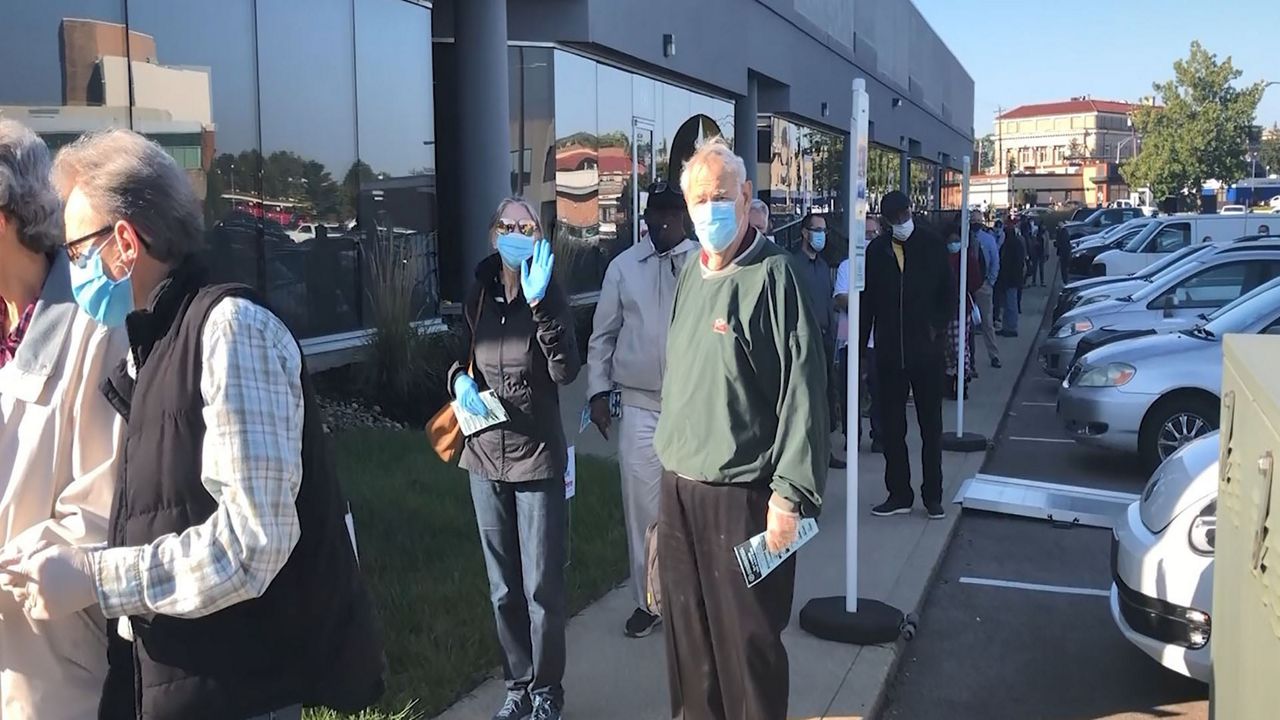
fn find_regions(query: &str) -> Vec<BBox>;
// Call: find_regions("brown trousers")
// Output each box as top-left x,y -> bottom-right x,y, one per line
658,472 -> 796,720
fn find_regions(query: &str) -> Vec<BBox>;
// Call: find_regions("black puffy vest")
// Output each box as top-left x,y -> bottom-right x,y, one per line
99,261 -> 384,719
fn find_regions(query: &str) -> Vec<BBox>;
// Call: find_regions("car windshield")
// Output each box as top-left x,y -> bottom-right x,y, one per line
1199,278 -> 1280,334
1138,245 -> 1212,280
1130,260 -> 1207,302
1123,220 -> 1166,252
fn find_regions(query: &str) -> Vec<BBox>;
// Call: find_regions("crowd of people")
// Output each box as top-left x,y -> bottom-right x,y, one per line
0,112 -> 1051,720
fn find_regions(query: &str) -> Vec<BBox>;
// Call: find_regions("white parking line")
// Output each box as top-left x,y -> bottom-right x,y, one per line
958,576 -> 1110,598
1021,402 -> 1057,407
1007,436 -> 1075,444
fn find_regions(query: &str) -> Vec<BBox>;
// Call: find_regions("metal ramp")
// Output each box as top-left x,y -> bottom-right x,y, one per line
953,474 -> 1140,529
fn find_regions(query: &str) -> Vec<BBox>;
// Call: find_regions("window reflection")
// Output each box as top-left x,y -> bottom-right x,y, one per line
867,144 -> 899,214
909,158 -> 937,213
759,116 -> 841,220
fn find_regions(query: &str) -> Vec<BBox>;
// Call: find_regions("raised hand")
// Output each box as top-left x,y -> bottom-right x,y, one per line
520,240 -> 555,306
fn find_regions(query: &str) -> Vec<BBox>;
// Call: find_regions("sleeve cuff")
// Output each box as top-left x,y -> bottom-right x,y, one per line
769,479 -> 812,516
89,546 -> 148,619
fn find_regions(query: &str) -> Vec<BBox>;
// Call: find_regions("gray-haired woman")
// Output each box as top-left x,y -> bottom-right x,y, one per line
0,120 -> 125,719
447,196 -> 579,720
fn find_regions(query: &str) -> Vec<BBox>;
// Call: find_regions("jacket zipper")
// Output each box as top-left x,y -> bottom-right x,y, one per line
898,247 -> 906,370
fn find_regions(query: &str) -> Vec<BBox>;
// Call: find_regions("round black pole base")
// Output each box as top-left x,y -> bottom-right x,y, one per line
942,431 -> 989,453
799,596 -> 914,645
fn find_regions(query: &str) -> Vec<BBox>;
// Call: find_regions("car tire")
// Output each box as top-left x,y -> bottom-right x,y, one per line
1140,395 -> 1220,472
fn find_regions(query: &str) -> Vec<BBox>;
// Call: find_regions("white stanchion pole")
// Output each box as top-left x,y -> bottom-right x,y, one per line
957,157 -> 971,434
798,79 -> 913,646
845,77 -> 869,615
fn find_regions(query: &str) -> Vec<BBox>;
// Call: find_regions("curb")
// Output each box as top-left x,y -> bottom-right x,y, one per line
861,259 -> 1062,720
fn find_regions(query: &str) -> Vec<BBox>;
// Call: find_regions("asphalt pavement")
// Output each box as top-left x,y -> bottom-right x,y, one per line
880,278 -> 1210,720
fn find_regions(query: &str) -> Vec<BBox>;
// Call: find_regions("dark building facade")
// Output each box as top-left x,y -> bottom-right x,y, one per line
0,0 -> 972,360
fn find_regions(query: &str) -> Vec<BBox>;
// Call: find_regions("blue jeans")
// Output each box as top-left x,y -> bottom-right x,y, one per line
470,474 -> 567,704
1001,287 -> 1020,334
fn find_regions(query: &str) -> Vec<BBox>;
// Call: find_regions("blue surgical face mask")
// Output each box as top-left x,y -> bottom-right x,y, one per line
947,241 -> 962,254
69,240 -> 134,328
690,200 -> 741,253
497,233 -> 536,269
808,230 -> 826,252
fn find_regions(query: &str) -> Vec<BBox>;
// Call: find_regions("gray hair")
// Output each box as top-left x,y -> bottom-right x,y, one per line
679,137 -> 747,196
0,120 -> 61,253
487,196 -> 543,244
749,199 -> 769,216
52,128 -> 204,262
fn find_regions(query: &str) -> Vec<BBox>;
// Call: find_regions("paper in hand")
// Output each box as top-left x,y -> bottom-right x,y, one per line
733,518 -> 819,588
453,390 -> 509,436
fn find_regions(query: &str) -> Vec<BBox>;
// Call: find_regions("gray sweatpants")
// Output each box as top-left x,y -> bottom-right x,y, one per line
618,405 -> 663,611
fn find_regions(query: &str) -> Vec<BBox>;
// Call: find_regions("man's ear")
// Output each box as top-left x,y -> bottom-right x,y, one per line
742,179 -> 753,204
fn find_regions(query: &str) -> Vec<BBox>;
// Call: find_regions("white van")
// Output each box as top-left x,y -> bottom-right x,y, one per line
1093,214 -> 1276,276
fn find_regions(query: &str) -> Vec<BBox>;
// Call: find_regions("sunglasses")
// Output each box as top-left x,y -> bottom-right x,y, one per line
648,180 -> 683,196
494,218 -> 539,236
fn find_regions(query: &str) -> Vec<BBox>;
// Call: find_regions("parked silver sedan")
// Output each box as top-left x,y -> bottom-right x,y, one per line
1039,248 -> 1280,378
1057,280 -> 1280,470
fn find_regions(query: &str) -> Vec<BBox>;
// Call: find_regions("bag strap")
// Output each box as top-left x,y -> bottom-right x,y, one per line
466,286 -> 486,375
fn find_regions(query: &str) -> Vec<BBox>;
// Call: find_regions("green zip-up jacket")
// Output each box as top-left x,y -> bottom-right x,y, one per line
654,230 -> 829,515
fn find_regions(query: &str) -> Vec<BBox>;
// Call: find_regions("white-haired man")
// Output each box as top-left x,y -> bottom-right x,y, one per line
0,129 -> 384,720
655,139 -> 828,720
748,198 -> 773,241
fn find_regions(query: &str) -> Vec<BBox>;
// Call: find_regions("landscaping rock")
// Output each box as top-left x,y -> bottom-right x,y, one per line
317,395 -> 406,433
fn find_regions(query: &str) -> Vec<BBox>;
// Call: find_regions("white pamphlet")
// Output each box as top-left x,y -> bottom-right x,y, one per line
453,390 -> 510,436
733,518 -> 819,588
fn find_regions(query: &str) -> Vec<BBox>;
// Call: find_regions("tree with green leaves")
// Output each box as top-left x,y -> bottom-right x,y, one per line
975,134 -> 995,173
1259,124 -> 1280,176
1122,41 -> 1266,207
1066,139 -> 1087,160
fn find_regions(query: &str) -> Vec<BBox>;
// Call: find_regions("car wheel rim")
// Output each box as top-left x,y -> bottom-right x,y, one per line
1157,413 -> 1210,460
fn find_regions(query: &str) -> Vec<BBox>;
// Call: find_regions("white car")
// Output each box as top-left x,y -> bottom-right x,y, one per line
1111,431 -> 1217,683
1270,195 -> 1280,211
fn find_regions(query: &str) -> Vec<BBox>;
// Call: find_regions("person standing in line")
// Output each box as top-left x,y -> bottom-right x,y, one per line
1025,217 -> 1046,287
834,215 -> 883,453
749,198 -> 774,242
656,140 -> 828,720
0,120 -> 125,720
972,222 -> 1002,368
860,190 -> 953,520
586,181 -> 697,639
793,212 -> 844,469
448,196 -> 580,720
1,129 -> 384,720
1054,221 -> 1073,284
944,225 -> 982,400
996,221 -> 1027,338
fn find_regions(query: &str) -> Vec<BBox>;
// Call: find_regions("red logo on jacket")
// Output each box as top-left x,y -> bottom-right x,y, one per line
712,318 -> 729,335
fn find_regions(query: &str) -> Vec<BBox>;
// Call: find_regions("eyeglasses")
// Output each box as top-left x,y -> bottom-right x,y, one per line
648,180 -> 682,196
64,225 -> 115,268
494,218 -> 539,236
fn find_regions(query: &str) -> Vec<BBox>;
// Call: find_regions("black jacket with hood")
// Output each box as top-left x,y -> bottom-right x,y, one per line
447,254 -> 580,482
859,223 -> 955,370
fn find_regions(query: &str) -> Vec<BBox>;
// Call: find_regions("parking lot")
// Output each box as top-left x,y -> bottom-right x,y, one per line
881,287 -> 1210,719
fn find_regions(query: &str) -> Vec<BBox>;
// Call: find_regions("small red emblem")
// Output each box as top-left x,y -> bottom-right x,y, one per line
712,318 -> 729,335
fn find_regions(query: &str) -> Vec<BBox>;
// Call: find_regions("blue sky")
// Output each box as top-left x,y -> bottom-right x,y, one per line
913,0 -> 1280,137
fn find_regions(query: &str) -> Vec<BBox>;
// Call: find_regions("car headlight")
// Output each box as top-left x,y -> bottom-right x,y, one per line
1189,499 -> 1216,555
1076,362 -> 1136,387
1053,319 -> 1095,338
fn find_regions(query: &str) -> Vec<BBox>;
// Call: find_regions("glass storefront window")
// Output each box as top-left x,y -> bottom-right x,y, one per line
759,116 -> 842,221
867,144 -> 899,215
909,158 -> 937,213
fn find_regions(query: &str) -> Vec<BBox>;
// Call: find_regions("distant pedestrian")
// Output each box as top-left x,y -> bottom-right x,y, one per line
996,223 -> 1026,338
1054,223 -> 1072,284
945,224 -> 981,400
451,196 -> 581,720
793,212 -> 843,469
835,216 -> 882,452
1025,218 -> 1046,287
587,181 -> 697,640
972,222 -> 1002,368
861,191 -> 953,520
749,198 -> 774,242
656,139 -> 828,720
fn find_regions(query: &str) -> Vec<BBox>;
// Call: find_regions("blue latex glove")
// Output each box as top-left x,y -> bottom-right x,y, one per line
520,239 -> 555,305
453,374 -> 490,418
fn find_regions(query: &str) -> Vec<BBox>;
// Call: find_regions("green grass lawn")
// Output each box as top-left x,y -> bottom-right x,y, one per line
305,429 -> 627,720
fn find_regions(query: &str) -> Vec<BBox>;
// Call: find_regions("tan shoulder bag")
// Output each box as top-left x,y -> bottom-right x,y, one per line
426,288 -> 485,462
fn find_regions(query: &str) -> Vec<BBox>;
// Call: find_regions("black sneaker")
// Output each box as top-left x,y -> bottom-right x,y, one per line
624,608 -> 661,638
991,357 -> 1002,369
871,498 -> 912,516
531,695 -> 562,720
925,502 -> 946,520
494,693 -> 532,720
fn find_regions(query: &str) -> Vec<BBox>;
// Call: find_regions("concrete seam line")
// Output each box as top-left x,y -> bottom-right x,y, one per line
820,644 -> 866,719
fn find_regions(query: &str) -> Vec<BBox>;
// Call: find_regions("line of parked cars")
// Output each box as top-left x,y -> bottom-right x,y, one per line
1035,218 -> 1280,684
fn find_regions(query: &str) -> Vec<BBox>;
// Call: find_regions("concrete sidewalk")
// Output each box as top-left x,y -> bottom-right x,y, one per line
436,279 -> 1058,720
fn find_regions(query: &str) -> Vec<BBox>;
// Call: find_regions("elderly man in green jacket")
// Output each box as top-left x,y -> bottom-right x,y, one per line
655,139 -> 829,720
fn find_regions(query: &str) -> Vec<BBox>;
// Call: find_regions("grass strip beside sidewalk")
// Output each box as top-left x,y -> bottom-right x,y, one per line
307,428 -> 626,720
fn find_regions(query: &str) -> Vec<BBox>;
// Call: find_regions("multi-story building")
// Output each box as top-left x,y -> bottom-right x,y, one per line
2,0 -> 973,366
995,97 -> 1150,173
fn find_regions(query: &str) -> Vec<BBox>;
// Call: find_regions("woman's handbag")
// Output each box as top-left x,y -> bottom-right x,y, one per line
426,289 -> 485,462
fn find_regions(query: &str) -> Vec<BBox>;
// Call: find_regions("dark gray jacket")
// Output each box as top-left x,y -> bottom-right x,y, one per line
448,254 -> 580,481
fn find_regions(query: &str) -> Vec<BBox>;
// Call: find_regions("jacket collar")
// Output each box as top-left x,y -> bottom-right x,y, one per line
5,252 -> 77,390
637,237 -> 697,263
124,255 -> 207,368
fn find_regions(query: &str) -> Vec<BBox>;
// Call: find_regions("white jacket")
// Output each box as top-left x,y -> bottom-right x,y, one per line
587,238 -> 697,411
0,254 -> 125,720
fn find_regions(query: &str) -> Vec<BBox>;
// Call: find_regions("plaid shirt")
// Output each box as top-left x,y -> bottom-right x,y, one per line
90,297 -> 305,619
0,300 -> 35,369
